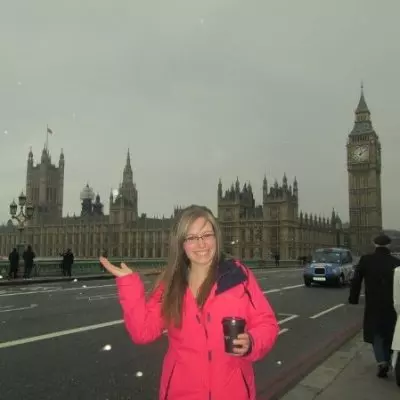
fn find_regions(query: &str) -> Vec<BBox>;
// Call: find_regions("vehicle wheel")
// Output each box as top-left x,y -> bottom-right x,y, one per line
304,279 -> 312,287
336,274 -> 345,287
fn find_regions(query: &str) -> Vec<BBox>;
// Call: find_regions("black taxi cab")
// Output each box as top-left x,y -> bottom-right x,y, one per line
303,247 -> 355,287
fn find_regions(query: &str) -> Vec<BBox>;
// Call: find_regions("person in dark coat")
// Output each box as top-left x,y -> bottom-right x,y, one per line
349,234 -> 400,378
22,245 -> 36,279
61,249 -> 74,277
8,248 -> 19,279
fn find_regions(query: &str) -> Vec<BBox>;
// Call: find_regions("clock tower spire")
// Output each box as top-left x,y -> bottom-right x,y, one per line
350,82 -> 373,135
347,84 -> 382,255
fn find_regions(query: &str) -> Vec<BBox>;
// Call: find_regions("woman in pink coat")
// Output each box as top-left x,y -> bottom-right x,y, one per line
100,204 -> 279,400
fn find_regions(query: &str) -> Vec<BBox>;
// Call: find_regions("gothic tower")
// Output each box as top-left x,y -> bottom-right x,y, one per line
109,150 -> 138,224
347,85 -> 383,254
217,177 -> 255,221
262,174 -> 299,258
217,177 -> 256,257
26,146 -> 64,224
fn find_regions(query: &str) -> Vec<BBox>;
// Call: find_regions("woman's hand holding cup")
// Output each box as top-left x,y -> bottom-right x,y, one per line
222,317 -> 251,356
232,333 -> 251,356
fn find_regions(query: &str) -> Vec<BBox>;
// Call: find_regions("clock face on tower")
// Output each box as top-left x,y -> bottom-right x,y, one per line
351,145 -> 369,162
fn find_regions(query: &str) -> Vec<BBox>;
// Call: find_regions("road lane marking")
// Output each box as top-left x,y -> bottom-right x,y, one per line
0,308 -> 295,349
264,289 -> 281,294
0,284 -> 116,298
0,304 -> 38,313
309,304 -> 345,319
0,319 -> 124,350
263,284 -> 303,295
278,315 -> 298,325
254,268 -> 300,274
76,293 -> 118,301
1,278 -> 303,298
257,275 -> 300,281
19,286 -> 63,292
161,316 -> 296,337
282,284 -> 303,290
0,267 -> 300,297
0,268 -> 300,297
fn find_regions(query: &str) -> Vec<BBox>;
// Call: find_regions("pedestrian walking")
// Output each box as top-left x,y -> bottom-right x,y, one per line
61,249 -> 74,277
100,204 -> 279,400
8,248 -> 19,279
22,245 -> 36,279
349,234 -> 399,378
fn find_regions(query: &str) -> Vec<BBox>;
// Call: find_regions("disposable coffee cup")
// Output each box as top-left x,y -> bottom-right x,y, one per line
222,317 -> 246,354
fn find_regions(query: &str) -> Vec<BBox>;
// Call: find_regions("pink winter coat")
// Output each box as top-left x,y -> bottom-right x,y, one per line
116,258 -> 279,400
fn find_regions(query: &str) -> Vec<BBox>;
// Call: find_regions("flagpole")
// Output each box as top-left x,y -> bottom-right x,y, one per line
46,124 -> 49,150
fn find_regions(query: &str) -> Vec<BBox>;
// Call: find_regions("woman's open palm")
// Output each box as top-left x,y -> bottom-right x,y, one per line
99,257 -> 133,278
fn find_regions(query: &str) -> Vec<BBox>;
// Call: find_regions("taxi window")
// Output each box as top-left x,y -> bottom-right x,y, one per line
312,250 -> 341,264
342,251 -> 353,263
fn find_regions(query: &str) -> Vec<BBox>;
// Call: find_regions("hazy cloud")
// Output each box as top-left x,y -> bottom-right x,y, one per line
0,0 -> 399,226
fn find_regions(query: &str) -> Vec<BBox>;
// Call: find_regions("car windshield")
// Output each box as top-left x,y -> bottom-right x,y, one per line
312,251 -> 342,264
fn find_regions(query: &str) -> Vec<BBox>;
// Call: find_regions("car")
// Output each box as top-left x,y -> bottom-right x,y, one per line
303,247 -> 355,287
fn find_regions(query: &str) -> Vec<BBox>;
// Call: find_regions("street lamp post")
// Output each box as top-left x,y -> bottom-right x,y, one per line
9,191 -> 34,256
335,221 -> 341,247
230,239 -> 239,258
255,226 -> 262,261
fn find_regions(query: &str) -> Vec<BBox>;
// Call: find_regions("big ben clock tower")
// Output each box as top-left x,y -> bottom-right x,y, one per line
347,84 -> 383,255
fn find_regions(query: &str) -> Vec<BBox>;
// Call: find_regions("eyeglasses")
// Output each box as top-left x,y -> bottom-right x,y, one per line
184,232 -> 215,245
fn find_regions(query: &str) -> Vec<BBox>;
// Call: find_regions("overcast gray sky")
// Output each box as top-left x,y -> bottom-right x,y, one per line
1,0 -> 399,227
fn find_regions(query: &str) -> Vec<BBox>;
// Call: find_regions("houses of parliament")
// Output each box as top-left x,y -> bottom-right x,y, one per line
0,88 -> 383,258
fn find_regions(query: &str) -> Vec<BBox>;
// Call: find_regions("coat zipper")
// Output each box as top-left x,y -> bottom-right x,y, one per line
240,367 -> 251,399
163,363 -> 177,400
198,310 -> 212,399
204,313 -> 212,399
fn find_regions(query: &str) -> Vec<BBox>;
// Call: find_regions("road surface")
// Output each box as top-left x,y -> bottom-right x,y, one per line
0,268 -> 363,399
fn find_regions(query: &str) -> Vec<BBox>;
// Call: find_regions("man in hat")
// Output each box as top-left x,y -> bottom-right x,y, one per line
349,234 -> 400,378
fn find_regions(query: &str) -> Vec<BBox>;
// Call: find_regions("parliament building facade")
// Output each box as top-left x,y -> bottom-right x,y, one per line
0,88 -> 384,259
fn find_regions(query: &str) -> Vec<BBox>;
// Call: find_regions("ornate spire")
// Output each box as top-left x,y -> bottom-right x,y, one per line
350,83 -> 374,136
218,178 -> 222,198
355,82 -> 370,115
282,172 -> 287,187
122,149 -> 133,184
58,148 -> 64,167
124,149 -> 132,172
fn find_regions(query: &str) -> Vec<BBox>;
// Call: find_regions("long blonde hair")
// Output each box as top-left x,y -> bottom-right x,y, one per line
159,205 -> 222,328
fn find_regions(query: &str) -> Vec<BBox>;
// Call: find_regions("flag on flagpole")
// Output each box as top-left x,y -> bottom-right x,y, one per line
45,125 -> 53,150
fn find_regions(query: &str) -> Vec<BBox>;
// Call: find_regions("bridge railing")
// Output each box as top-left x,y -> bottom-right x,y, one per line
0,258 -> 300,278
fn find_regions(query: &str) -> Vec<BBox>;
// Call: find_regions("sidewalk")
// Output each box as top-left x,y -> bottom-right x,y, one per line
281,333 -> 399,399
